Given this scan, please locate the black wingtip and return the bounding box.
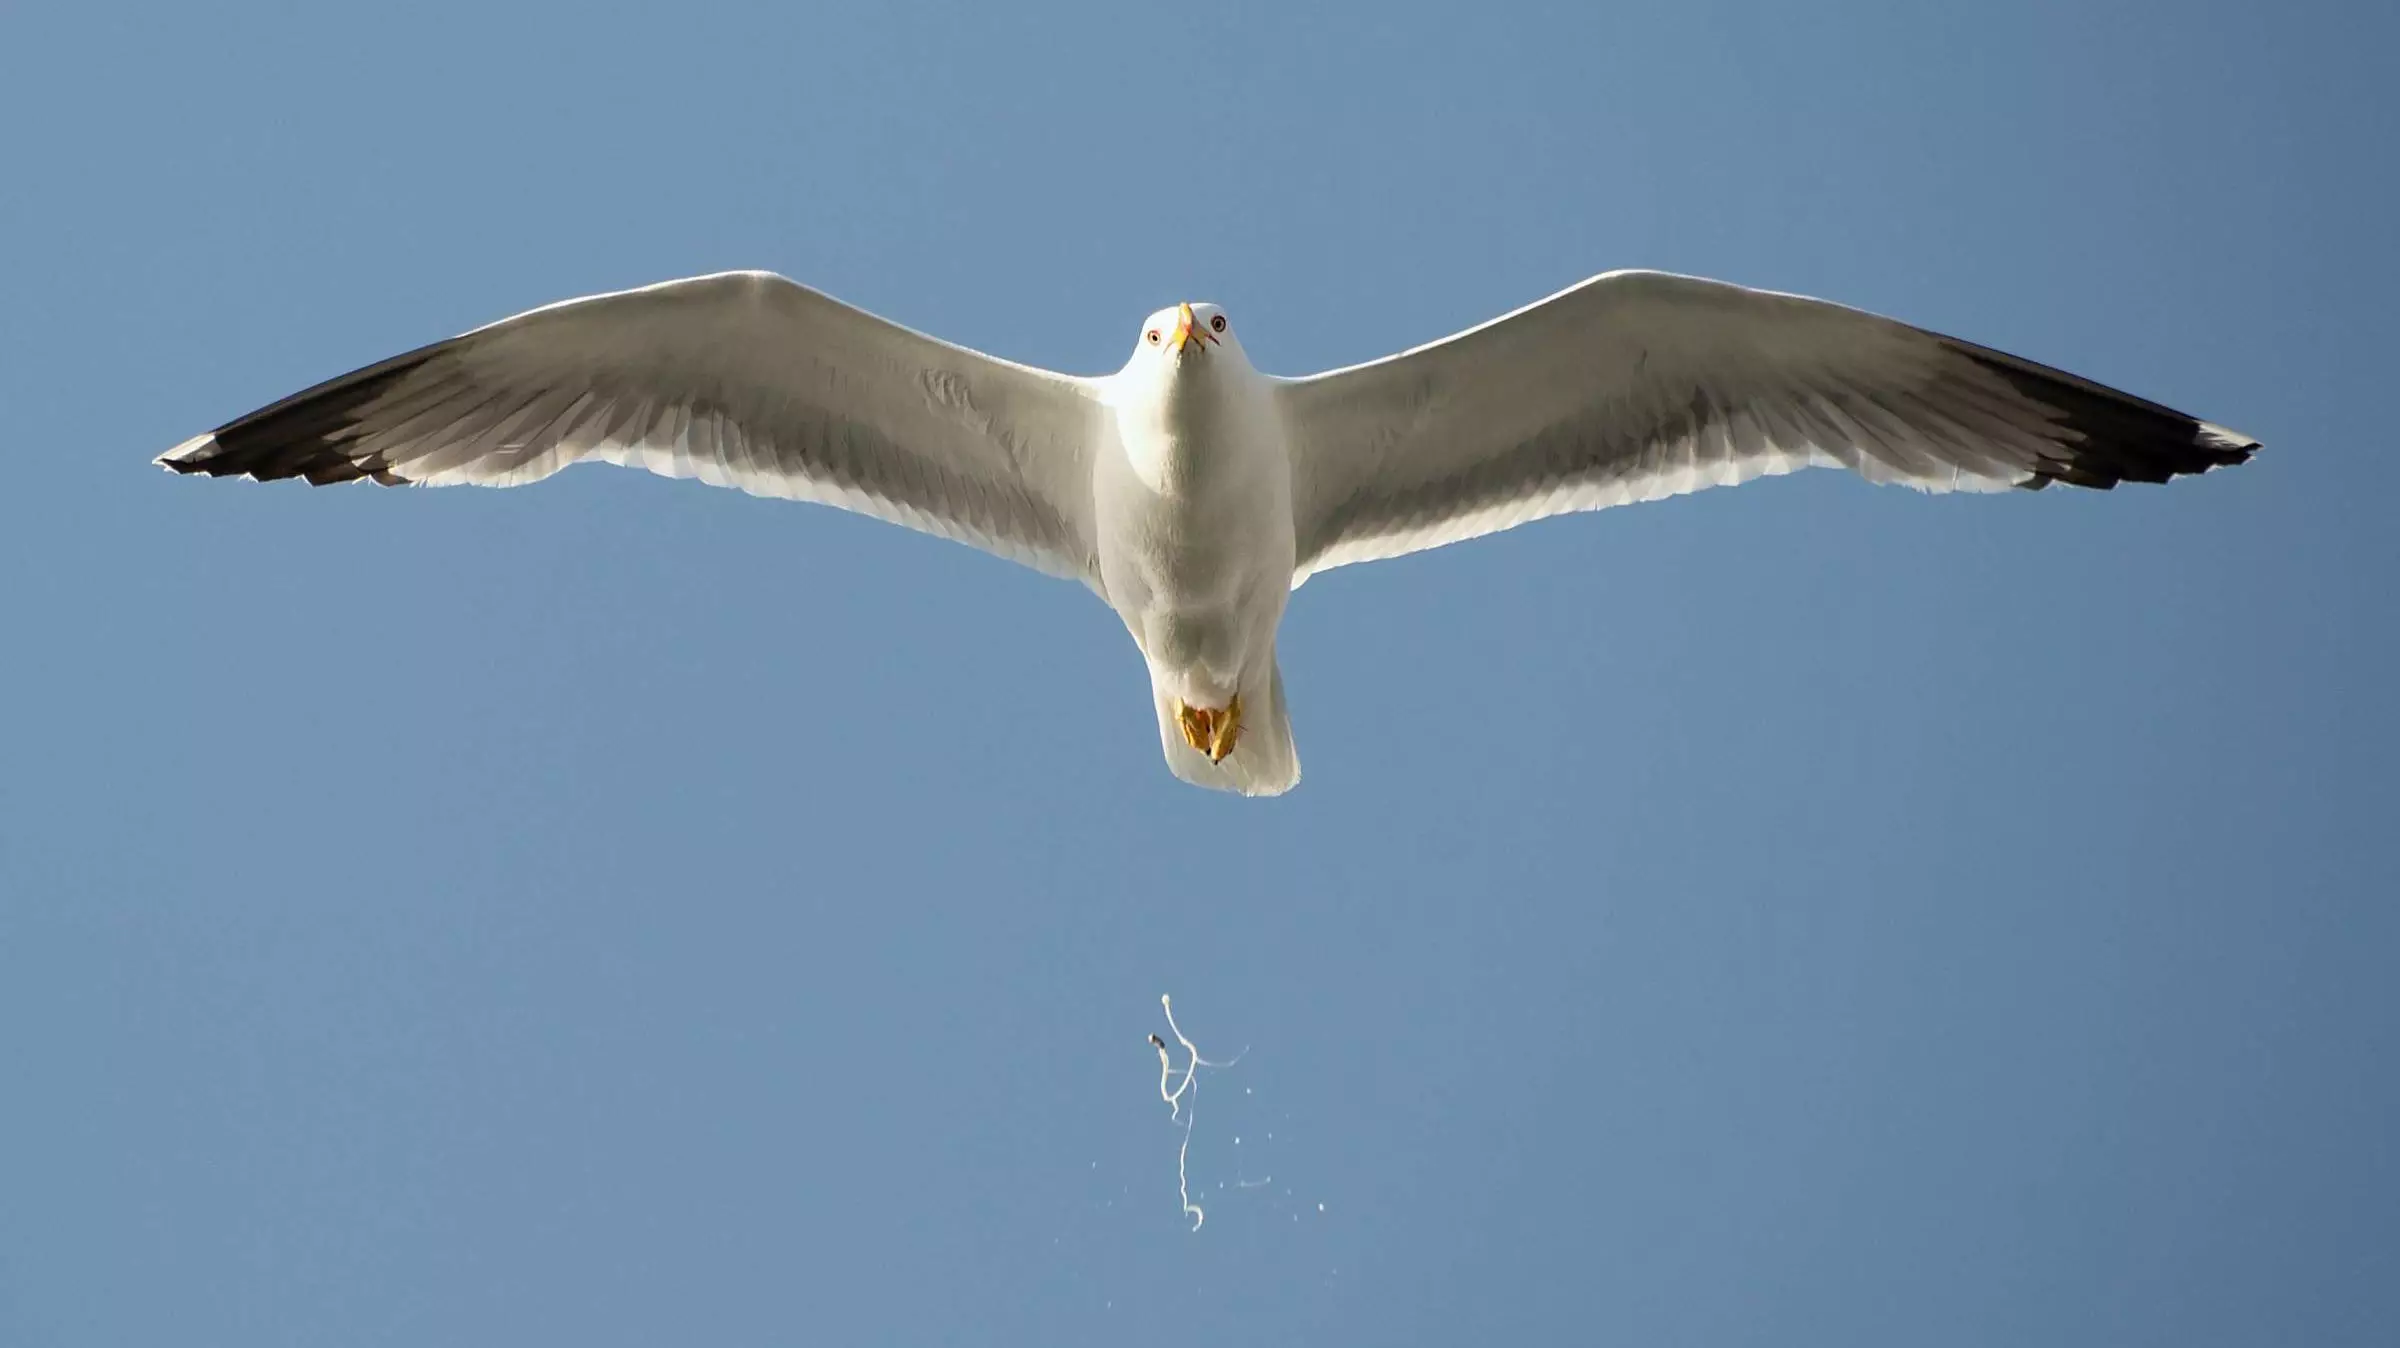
[157,440,214,474]
[155,342,449,486]
[1943,341,2261,492]
[2024,421,2260,492]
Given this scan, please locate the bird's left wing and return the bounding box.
[1280,270,2257,584]
[162,271,1105,581]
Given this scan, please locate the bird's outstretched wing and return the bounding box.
[1280,270,2257,583]
[161,272,1105,581]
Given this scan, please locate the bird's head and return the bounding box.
[1131,301,1246,373]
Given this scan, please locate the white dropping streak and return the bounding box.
[1151,993,1244,1232]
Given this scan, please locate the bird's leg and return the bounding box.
[1209,694,1242,762]
[1174,696,1244,763]
[1176,701,1216,757]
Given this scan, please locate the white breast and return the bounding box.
[1093,361,1297,661]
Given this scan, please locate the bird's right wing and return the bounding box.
[161,272,1106,582]
[1280,270,2257,584]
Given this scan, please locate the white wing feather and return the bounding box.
[161,272,1104,581]
[1281,270,2256,584]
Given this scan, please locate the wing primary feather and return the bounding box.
[162,271,1103,584]
[1286,271,2257,581]
[382,381,536,481]
[1939,342,2258,488]
[161,344,452,481]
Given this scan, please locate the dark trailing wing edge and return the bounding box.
[157,339,459,486]
[1939,338,2260,490]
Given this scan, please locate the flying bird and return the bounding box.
[160,270,2256,795]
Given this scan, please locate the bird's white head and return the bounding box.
[1130,301,1247,373]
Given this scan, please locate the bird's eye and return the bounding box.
[1146,329,1161,345]
[1210,314,1227,333]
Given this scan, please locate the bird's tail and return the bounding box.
[1152,654,1301,797]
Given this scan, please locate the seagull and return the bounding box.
[160,269,2257,796]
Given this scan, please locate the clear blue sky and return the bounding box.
[4,2,2394,1344]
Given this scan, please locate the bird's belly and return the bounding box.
[1109,494,1284,624]
[1098,449,1293,694]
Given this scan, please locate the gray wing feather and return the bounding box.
[161,272,1103,581]
[1281,271,2256,583]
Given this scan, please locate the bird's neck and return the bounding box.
[1113,368,1263,499]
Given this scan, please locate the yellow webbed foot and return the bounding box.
[1175,702,1206,754]
[1174,694,1244,763]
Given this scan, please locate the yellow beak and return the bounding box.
[1170,302,1216,354]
